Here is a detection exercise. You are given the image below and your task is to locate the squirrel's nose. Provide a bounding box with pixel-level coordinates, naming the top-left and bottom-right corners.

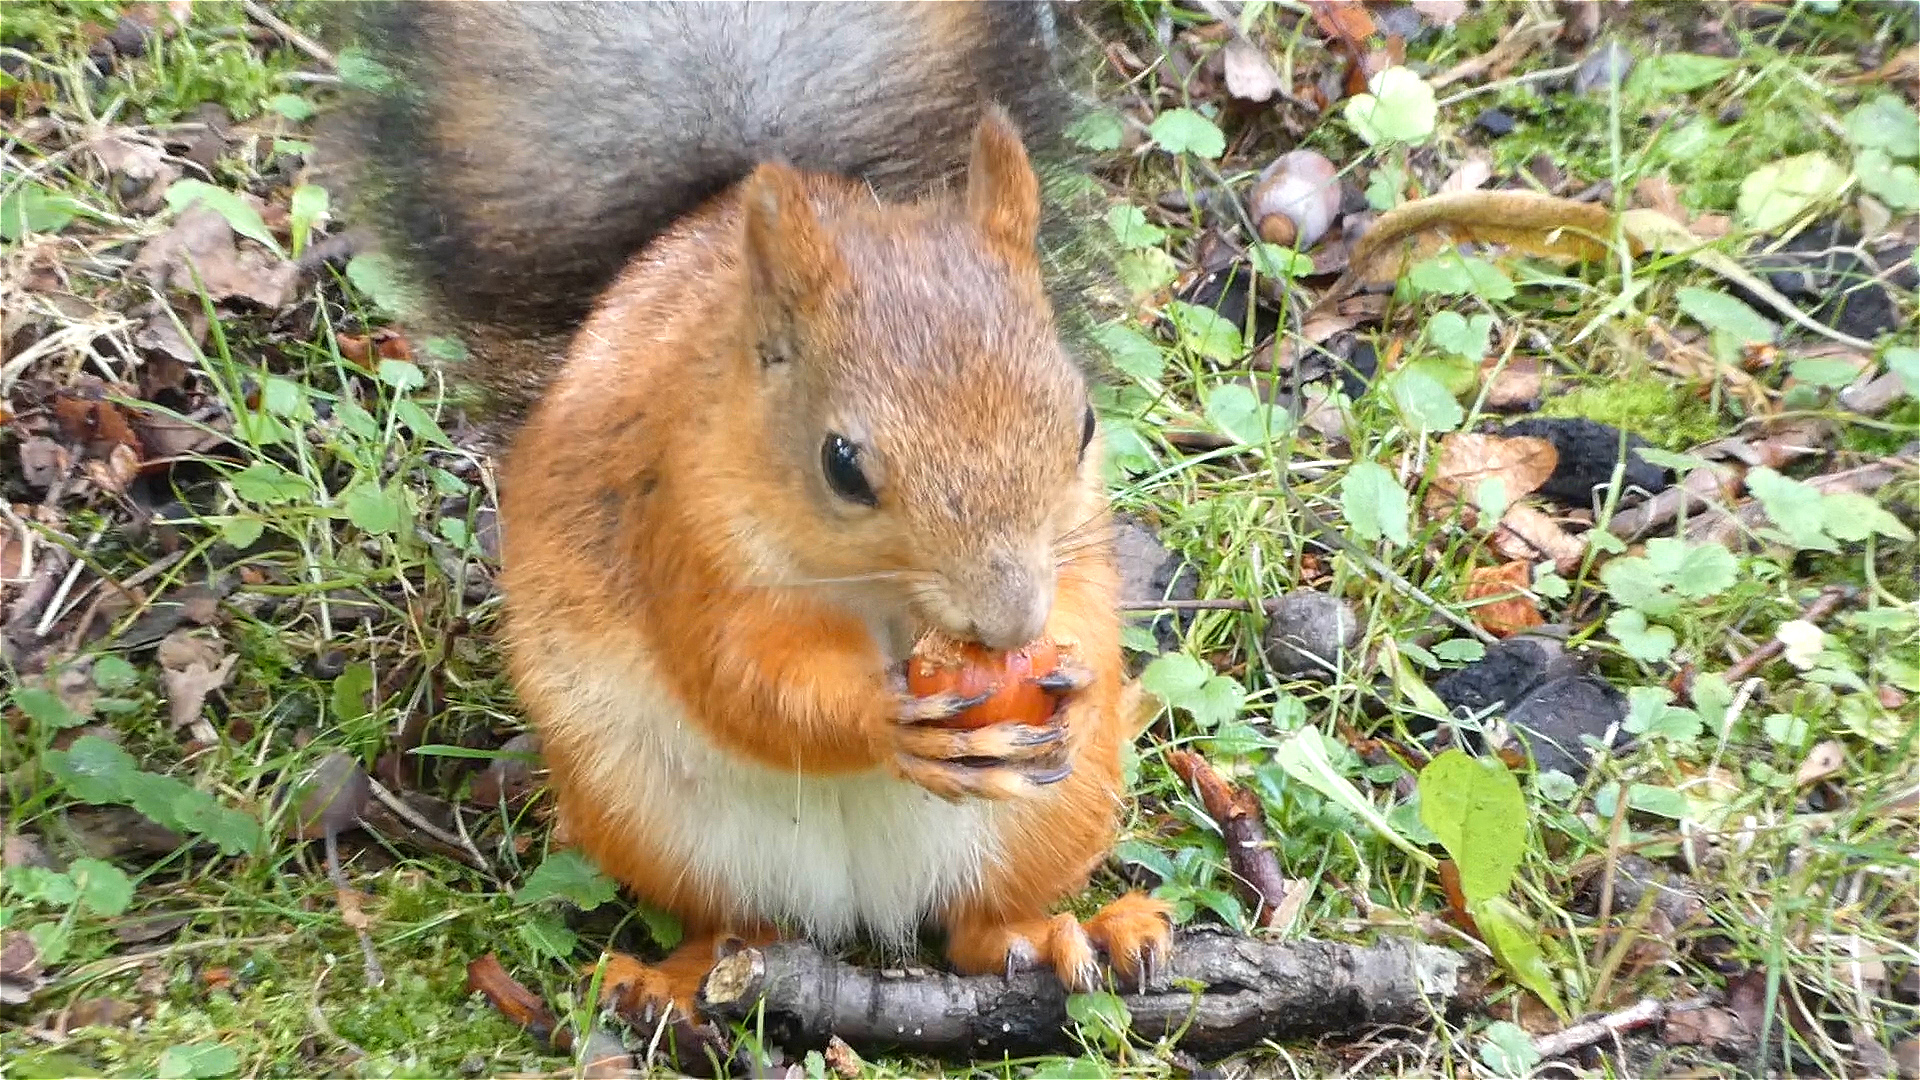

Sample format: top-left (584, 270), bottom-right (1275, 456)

top-left (967, 554), bottom-right (1054, 651)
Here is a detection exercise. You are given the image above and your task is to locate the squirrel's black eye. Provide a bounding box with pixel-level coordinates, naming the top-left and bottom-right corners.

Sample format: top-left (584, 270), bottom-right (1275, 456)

top-left (1078, 406), bottom-right (1096, 459)
top-left (821, 434), bottom-right (878, 507)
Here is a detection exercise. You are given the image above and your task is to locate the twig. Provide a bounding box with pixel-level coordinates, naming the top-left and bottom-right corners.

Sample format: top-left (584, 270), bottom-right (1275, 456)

top-left (324, 830), bottom-right (386, 988)
top-left (1531, 996), bottom-right (1713, 1060)
top-left (241, 0), bottom-right (335, 68)
top-left (1716, 585), bottom-right (1856, 687)
top-left (1166, 750), bottom-right (1290, 928)
top-left (364, 777), bottom-right (493, 872)
top-left (699, 930), bottom-right (1479, 1058)
top-left (47, 934), bottom-right (296, 995)
top-left (1118, 598), bottom-right (1260, 613)
top-left (32, 524), bottom-right (105, 638)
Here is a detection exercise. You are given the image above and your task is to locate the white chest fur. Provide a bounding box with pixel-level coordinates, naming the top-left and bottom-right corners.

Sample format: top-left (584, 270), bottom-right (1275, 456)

top-left (549, 648), bottom-right (1005, 948)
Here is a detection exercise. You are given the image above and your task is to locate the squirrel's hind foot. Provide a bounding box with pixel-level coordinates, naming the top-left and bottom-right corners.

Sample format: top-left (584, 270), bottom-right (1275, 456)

top-left (599, 929), bottom-right (774, 1027)
top-left (944, 891), bottom-right (1172, 993)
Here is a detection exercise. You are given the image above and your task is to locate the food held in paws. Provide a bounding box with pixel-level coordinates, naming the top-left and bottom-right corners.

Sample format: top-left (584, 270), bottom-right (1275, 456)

top-left (907, 633), bottom-right (1065, 729)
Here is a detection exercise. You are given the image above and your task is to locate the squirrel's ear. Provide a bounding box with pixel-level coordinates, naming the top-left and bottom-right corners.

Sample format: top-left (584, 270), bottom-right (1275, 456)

top-left (740, 160), bottom-right (836, 310)
top-left (965, 104), bottom-right (1041, 253)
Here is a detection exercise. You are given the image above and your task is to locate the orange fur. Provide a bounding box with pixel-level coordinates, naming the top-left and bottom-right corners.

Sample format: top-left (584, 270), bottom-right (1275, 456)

top-left (498, 108), bottom-right (1164, 1009)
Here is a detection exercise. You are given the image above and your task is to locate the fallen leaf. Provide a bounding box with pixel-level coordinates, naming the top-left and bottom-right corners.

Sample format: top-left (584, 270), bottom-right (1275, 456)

top-left (1491, 503), bottom-right (1586, 574)
top-left (53, 393), bottom-right (143, 457)
top-left (1428, 433), bottom-right (1560, 514)
top-left (1466, 562), bottom-right (1545, 638)
top-left (1794, 740), bottom-right (1847, 787)
top-left (1222, 39), bottom-right (1283, 103)
top-left (156, 628), bottom-right (236, 740)
top-left (1774, 619), bottom-right (1827, 670)
top-left (17, 437), bottom-right (71, 489)
top-left (1411, 0), bottom-right (1468, 27)
top-left (1664, 1004), bottom-right (1748, 1050)
top-left (1308, 0), bottom-right (1376, 48)
top-left (0, 931), bottom-right (44, 1005)
top-left (1633, 175), bottom-right (1690, 225)
top-left (1439, 149), bottom-right (1494, 194)
top-left (131, 410), bottom-right (229, 463)
top-left (134, 205), bottom-right (299, 309)
top-left (1482, 355), bottom-right (1544, 410)
top-left (336, 886), bottom-right (372, 932)
top-left (824, 1036), bottom-right (864, 1080)
top-left (85, 442), bottom-right (141, 494)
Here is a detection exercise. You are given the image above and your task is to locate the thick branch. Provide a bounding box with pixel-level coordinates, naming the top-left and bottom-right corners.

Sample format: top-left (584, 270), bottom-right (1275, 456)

top-left (700, 929), bottom-right (1480, 1059)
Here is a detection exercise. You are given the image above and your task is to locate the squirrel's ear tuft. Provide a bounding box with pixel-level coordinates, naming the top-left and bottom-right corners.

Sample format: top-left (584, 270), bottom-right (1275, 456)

top-left (965, 104), bottom-right (1041, 254)
top-left (740, 160), bottom-right (836, 310)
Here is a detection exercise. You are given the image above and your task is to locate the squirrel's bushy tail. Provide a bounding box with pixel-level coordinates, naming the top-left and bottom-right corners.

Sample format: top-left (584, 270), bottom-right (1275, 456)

top-left (319, 1), bottom-right (1089, 420)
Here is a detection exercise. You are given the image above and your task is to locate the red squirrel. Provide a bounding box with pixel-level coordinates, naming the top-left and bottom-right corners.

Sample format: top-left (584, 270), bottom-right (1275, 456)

top-left (324, 1), bottom-right (1169, 1018)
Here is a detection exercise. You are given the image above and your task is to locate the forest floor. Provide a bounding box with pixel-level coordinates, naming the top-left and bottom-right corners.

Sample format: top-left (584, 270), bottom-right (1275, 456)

top-left (2, 2), bottom-right (1916, 1078)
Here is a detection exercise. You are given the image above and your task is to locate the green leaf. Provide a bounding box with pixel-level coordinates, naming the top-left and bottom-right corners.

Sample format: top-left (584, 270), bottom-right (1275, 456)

top-left (1789, 358), bottom-right (1862, 390)
top-left (1886, 346), bottom-right (1920, 399)
top-left (91, 655), bottom-right (139, 692)
top-left (1147, 108), bottom-right (1225, 159)
top-left (12, 686), bottom-right (83, 731)
top-left (516, 913), bottom-right (579, 961)
top-left (1065, 991), bottom-right (1132, 1049)
top-left (155, 1042), bottom-right (239, 1079)
top-left (1433, 639), bottom-right (1486, 664)
top-left (1105, 204), bottom-right (1166, 249)
top-left (1341, 462), bottom-right (1411, 546)
top-left (1594, 782), bottom-right (1690, 820)
top-left (343, 481), bottom-right (405, 536)
top-left (1473, 894), bottom-right (1567, 1018)
top-left (28, 921), bottom-right (72, 965)
top-left (164, 180), bottom-right (283, 256)
top-left (393, 398), bottom-right (452, 447)
top-left (228, 462), bottom-right (309, 505)
top-left (1608, 609), bottom-right (1676, 664)
top-left (1649, 538), bottom-right (1738, 599)
top-left (344, 251), bottom-right (421, 316)
top-left (1093, 323), bottom-right (1165, 382)
top-left (1205, 382), bottom-right (1283, 445)
top-left (515, 851), bottom-right (618, 910)
top-left (1066, 110), bottom-right (1125, 152)
top-left (1139, 652), bottom-right (1211, 706)
top-left (1416, 749), bottom-right (1527, 905)
top-left (1737, 152), bottom-right (1848, 233)
top-left (1823, 492), bottom-right (1914, 543)
top-left (0, 183), bottom-right (82, 240)
top-left (1247, 243), bottom-right (1314, 279)
top-left (1388, 366), bottom-right (1466, 431)
top-left (1407, 255), bottom-right (1514, 299)
top-left (1763, 712), bottom-right (1809, 747)
top-left (220, 516), bottom-right (264, 549)
top-left (1623, 686), bottom-right (1702, 743)
top-left (69, 858), bottom-right (134, 917)
top-left (331, 663), bottom-right (376, 723)
top-left (1479, 1020), bottom-right (1544, 1078)
top-left (44, 735), bottom-right (139, 803)
top-left (1342, 66), bottom-right (1437, 146)
top-left (1856, 148), bottom-right (1920, 211)
top-left (1273, 728), bottom-right (1433, 867)
top-left (1030, 1056), bottom-right (1111, 1079)
top-left (264, 92), bottom-right (316, 121)
top-left (377, 359), bottom-right (426, 392)
top-left (1597, 555), bottom-right (1676, 618)
top-left (260, 376), bottom-right (305, 418)
top-left (1191, 675), bottom-right (1246, 729)
top-left (1626, 53), bottom-right (1737, 98)
top-left (288, 183), bottom-right (329, 257)
top-left (1428, 311), bottom-right (1494, 360)
top-left (1166, 301), bottom-right (1242, 362)
top-left (1745, 467), bottom-right (1834, 551)
top-left (8, 865), bottom-right (77, 906)
top-left (1844, 93), bottom-right (1920, 159)
top-left (423, 336), bottom-right (469, 362)
top-left (1674, 287), bottom-right (1776, 345)
top-left (1116, 246), bottom-right (1181, 297)
top-left (636, 902), bottom-right (683, 950)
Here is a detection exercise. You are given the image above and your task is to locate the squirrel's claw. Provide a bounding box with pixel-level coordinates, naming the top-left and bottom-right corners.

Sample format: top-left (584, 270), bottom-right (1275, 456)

top-left (1030, 663), bottom-right (1095, 695)
top-left (894, 750), bottom-right (1071, 802)
top-left (894, 689), bottom-right (993, 724)
top-left (895, 720), bottom-right (1065, 763)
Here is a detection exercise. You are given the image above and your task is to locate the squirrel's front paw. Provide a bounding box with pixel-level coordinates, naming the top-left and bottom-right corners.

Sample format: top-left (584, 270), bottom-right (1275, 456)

top-left (890, 667), bottom-right (1088, 800)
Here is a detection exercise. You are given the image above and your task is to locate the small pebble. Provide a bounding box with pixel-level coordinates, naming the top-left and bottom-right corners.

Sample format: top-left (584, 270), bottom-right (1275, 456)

top-left (1261, 590), bottom-right (1360, 681)
top-left (1473, 108), bottom-right (1516, 137)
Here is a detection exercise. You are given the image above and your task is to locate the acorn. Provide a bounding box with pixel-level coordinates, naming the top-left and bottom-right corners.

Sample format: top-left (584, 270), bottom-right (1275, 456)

top-left (1248, 149), bottom-right (1341, 249)
top-left (906, 632), bottom-right (1067, 729)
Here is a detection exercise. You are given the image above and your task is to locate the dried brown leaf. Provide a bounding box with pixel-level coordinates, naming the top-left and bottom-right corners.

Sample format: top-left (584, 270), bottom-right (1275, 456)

top-left (1465, 561), bottom-right (1544, 638)
top-left (1429, 433), bottom-right (1560, 512)
top-left (156, 628), bottom-right (235, 737)
top-left (1795, 740), bottom-right (1847, 787)
top-left (17, 437), bottom-right (70, 489)
top-left (134, 206), bottom-right (298, 309)
top-left (1222, 39), bottom-right (1283, 103)
top-left (1482, 355), bottom-right (1544, 410)
top-left (1491, 503), bottom-right (1585, 574)
top-left (1411, 0), bottom-right (1468, 27)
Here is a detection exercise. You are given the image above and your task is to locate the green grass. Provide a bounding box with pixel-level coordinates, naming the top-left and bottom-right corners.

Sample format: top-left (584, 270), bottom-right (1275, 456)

top-left (4, 1), bottom-right (1917, 1077)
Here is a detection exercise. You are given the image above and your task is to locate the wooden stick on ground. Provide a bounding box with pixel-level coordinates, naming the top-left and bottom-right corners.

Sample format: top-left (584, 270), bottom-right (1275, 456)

top-left (699, 930), bottom-right (1480, 1059)
top-left (1167, 749), bottom-right (1290, 928)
